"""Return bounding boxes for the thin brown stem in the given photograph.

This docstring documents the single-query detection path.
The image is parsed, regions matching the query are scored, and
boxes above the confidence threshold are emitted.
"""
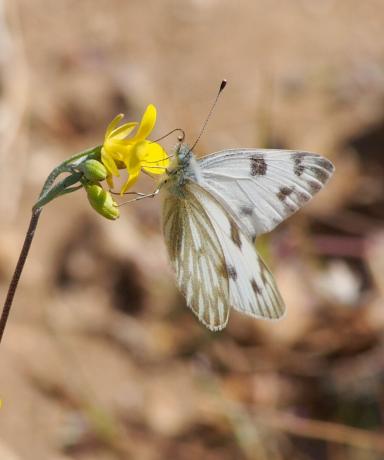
[0,207,42,343]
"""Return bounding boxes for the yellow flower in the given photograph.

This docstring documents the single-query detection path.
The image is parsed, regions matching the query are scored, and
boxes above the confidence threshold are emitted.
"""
[101,105,169,193]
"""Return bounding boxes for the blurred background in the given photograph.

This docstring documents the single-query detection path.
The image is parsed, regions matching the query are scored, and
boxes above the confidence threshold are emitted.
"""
[0,0,384,459]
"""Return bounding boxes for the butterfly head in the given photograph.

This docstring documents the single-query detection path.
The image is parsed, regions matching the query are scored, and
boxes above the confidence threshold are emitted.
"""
[174,143,201,181]
[160,142,202,196]
[175,143,193,166]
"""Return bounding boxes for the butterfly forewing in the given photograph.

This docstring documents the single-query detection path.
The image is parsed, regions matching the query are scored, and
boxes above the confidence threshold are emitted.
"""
[162,181,285,329]
[199,149,334,240]
[162,186,230,330]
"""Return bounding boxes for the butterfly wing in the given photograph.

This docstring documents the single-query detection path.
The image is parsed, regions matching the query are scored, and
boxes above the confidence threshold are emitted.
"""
[162,181,285,330]
[199,149,334,240]
[162,183,230,330]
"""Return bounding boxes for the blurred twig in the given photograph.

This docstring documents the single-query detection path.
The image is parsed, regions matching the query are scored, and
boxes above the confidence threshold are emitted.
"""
[260,411,384,453]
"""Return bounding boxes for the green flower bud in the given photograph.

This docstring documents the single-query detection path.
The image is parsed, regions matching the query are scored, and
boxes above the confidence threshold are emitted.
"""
[85,184,120,220]
[80,159,108,182]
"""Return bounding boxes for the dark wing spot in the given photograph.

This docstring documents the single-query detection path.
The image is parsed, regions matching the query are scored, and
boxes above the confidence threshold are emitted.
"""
[317,158,334,172]
[297,191,310,204]
[294,161,305,177]
[227,265,238,281]
[277,186,294,202]
[230,221,242,248]
[251,279,262,295]
[218,261,229,280]
[308,180,322,194]
[250,155,267,176]
[309,166,328,183]
[239,205,253,216]
[293,153,306,177]
[293,152,309,159]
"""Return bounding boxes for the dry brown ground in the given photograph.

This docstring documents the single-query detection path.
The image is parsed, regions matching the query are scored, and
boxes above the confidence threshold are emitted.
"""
[0,1,384,459]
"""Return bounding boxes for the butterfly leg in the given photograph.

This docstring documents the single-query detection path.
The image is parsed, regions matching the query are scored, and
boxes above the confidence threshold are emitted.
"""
[141,170,156,179]
[118,188,160,205]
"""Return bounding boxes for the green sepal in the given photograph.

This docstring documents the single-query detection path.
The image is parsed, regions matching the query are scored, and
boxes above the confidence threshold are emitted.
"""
[32,145,103,211]
[33,172,83,210]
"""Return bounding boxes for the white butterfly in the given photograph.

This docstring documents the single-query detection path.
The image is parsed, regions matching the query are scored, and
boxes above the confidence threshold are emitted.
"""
[160,144,334,331]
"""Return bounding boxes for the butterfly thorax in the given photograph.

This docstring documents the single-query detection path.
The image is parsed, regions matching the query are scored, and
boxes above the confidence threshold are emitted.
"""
[161,143,203,198]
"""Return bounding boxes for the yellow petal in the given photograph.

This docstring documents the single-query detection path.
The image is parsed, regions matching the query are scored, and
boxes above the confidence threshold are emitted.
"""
[115,143,136,168]
[134,104,156,141]
[141,142,169,175]
[110,122,138,140]
[120,162,141,194]
[105,114,125,139]
[104,139,129,161]
[101,147,120,177]
[106,175,115,189]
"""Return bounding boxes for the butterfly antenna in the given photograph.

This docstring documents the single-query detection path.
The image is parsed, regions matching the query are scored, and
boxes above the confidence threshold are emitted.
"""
[152,128,185,143]
[190,79,227,151]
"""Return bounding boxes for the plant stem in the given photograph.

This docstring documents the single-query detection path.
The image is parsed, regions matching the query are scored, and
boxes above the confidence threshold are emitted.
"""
[0,207,42,343]
[0,145,101,344]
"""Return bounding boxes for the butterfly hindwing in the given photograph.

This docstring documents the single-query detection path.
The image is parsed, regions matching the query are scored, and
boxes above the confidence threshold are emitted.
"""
[213,218,285,320]
[189,184,285,320]
[162,181,285,330]
[199,149,334,240]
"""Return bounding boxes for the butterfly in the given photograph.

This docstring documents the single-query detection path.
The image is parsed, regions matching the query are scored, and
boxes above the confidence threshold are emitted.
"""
[160,144,334,331]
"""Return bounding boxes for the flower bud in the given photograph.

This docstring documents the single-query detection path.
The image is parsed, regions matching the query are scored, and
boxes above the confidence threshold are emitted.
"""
[80,159,108,182]
[85,184,120,220]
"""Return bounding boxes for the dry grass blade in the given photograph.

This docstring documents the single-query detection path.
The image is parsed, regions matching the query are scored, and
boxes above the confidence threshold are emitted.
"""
[260,411,384,453]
